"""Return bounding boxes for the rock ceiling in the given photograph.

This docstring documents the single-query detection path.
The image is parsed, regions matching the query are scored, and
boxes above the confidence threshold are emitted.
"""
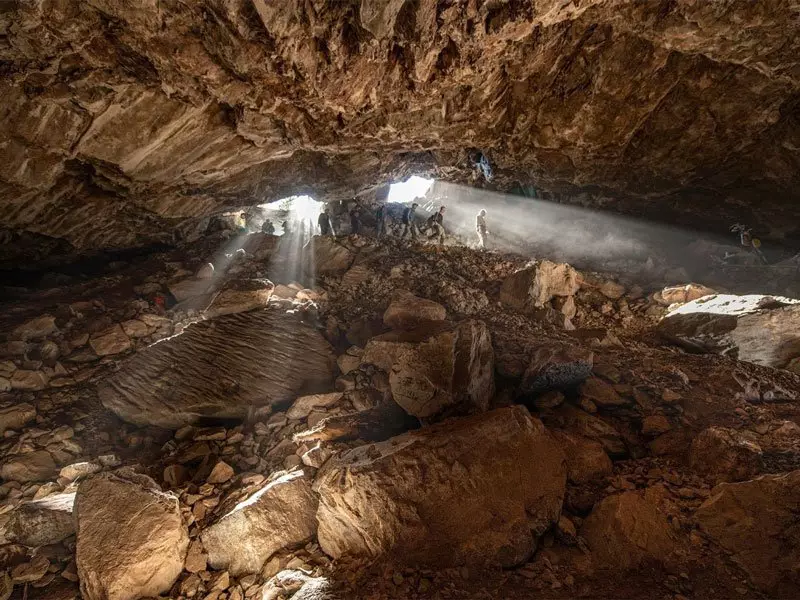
[1,0,799,257]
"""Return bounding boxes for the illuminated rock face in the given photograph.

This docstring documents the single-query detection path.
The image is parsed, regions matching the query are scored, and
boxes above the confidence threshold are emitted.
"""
[1,1,799,260]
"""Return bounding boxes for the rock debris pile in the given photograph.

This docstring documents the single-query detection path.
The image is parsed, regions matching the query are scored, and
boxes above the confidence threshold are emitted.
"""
[0,232,798,599]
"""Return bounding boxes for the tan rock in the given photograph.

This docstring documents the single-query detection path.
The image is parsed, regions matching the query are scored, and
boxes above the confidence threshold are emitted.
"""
[656,283,716,306]
[11,315,57,341]
[89,325,131,356]
[311,236,355,275]
[6,491,75,546]
[500,260,580,311]
[196,262,215,279]
[370,320,494,419]
[286,393,343,420]
[59,461,102,481]
[519,343,593,395]
[121,319,150,338]
[206,278,274,318]
[581,492,676,570]
[550,404,626,457]
[0,403,36,433]
[383,292,446,330]
[0,450,57,483]
[169,278,211,302]
[690,427,763,483]
[695,471,800,593]
[599,280,626,300]
[75,471,188,600]
[314,406,566,568]
[184,539,207,573]
[201,470,318,576]
[551,430,613,484]
[552,295,577,320]
[10,370,48,391]
[207,461,234,484]
[642,415,671,436]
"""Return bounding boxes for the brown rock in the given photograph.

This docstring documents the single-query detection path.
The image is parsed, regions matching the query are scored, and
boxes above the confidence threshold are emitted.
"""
[695,471,800,593]
[519,344,593,395]
[581,492,676,570]
[314,406,566,568]
[656,283,716,306]
[0,403,36,433]
[206,278,274,318]
[168,278,211,302]
[642,415,671,436]
[184,539,208,573]
[121,319,149,339]
[551,430,613,484]
[383,292,446,330]
[6,492,75,547]
[599,280,626,300]
[163,464,188,487]
[311,236,355,275]
[690,427,763,483]
[207,461,234,484]
[578,377,626,408]
[500,261,580,311]
[549,404,626,457]
[89,325,131,357]
[196,263,215,279]
[286,393,343,420]
[98,309,335,428]
[75,471,188,600]
[11,315,57,341]
[533,390,565,410]
[363,320,493,419]
[201,470,318,576]
[0,451,57,483]
[10,370,48,391]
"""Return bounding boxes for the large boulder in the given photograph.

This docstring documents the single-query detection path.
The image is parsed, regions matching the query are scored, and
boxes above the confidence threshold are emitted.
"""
[75,471,188,600]
[6,492,75,547]
[500,260,579,312]
[383,292,446,330]
[362,320,494,419]
[311,236,355,275]
[690,427,764,483]
[1,450,57,483]
[695,471,800,593]
[581,492,677,570]
[98,309,335,428]
[205,278,274,318]
[201,470,318,576]
[314,406,566,568]
[658,294,800,369]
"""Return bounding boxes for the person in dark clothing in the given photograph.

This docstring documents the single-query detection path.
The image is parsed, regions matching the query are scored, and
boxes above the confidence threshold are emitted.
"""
[318,210,334,235]
[282,220,290,236]
[350,208,361,235]
[261,219,275,235]
[401,202,419,239]
[376,204,387,238]
[426,205,446,245]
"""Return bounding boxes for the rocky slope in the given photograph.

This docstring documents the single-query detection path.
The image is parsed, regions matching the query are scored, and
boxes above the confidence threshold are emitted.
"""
[0,228,798,599]
[2,1,800,260]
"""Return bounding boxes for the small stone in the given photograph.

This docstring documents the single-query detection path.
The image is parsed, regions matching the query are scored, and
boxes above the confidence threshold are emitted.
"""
[0,403,36,433]
[59,461,102,481]
[392,572,404,586]
[164,464,189,487]
[207,461,235,484]
[0,451,57,483]
[642,416,671,436]
[12,315,57,341]
[197,263,215,279]
[184,539,208,573]
[10,370,48,391]
[533,390,564,410]
[578,397,597,414]
[89,325,131,356]
[11,555,49,583]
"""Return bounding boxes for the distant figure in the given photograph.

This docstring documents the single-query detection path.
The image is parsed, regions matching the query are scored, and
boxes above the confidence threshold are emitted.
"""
[426,206,446,245]
[261,219,275,235]
[401,202,419,239]
[730,223,766,264]
[476,209,488,249]
[350,207,361,235]
[282,220,290,236]
[318,209,334,236]
[375,204,387,238]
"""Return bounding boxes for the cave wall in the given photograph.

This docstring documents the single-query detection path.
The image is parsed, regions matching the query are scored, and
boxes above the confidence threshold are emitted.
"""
[1,0,799,259]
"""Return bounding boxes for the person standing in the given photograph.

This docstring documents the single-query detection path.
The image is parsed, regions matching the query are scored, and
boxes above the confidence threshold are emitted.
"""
[375,204,387,237]
[318,209,334,235]
[350,207,361,235]
[426,206,446,245]
[476,209,488,249]
[401,202,419,239]
[261,218,275,235]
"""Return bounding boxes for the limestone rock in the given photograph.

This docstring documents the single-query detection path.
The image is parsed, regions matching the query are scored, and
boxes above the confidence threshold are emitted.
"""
[364,320,494,419]
[207,461,234,484]
[500,261,579,311]
[551,430,613,484]
[312,237,355,275]
[201,471,318,576]
[75,471,188,600]
[582,492,676,570]
[695,471,800,593]
[6,492,76,547]
[89,325,131,357]
[383,292,446,330]
[169,278,211,302]
[690,427,764,483]
[11,315,57,341]
[59,462,102,481]
[0,403,36,433]
[658,295,800,369]
[205,278,274,318]
[196,263,215,279]
[656,283,717,306]
[1,451,57,483]
[314,406,566,568]
[98,309,335,428]
[598,280,626,300]
[287,393,344,421]
[519,344,593,395]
